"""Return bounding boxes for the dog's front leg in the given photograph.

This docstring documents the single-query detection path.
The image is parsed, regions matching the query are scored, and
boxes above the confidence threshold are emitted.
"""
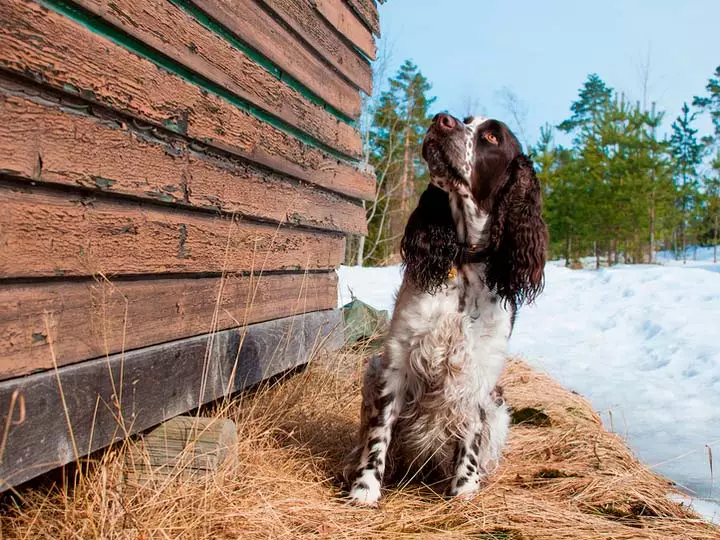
[348,346,405,506]
[449,399,509,498]
[448,423,487,498]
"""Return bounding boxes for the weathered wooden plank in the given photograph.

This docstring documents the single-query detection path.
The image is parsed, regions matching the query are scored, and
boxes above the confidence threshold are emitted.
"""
[71,0,361,157]
[0,0,376,201]
[261,0,375,82]
[0,182,345,279]
[0,89,367,235]
[312,0,376,60]
[124,416,239,484]
[0,309,342,491]
[0,272,337,379]
[192,0,371,96]
[344,0,380,37]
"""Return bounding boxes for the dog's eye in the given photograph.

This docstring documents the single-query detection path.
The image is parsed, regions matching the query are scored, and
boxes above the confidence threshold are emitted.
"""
[483,132,499,145]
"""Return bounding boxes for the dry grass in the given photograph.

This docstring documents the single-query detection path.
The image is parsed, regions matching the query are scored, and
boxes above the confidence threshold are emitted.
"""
[2,345,718,539]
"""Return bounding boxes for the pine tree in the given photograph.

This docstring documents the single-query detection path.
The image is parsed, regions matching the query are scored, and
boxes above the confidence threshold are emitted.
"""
[363,61,435,265]
[669,102,704,261]
[693,65,720,140]
[546,74,675,265]
[558,74,613,139]
[704,152,720,262]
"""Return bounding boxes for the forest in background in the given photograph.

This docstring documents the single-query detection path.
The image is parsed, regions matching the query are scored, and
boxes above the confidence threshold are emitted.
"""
[347,61,720,267]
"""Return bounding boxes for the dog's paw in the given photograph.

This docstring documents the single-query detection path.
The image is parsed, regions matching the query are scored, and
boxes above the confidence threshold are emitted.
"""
[348,475,381,507]
[448,478,480,499]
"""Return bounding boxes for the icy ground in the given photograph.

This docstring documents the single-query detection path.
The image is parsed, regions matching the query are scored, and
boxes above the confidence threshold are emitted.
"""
[337,246,720,522]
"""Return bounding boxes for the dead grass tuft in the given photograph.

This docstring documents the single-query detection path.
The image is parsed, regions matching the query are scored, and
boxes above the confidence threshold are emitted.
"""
[2,348,718,539]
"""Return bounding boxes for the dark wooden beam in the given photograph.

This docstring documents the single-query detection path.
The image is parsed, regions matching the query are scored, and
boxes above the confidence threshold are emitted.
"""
[0,309,342,491]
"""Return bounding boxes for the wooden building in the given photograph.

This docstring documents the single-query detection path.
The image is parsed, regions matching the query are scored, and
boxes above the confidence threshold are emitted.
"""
[0,0,380,490]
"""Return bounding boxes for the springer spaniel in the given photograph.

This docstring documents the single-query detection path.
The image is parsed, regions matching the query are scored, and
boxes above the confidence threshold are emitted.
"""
[346,113,548,505]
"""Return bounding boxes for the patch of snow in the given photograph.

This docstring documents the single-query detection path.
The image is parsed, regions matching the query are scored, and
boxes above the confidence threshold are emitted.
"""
[337,265,403,314]
[337,259,720,521]
[668,494,720,524]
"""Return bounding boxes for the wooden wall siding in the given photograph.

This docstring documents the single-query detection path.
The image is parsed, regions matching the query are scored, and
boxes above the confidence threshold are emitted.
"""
[0,273,337,380]
[312,0,376,60]
[0,310,342,491]
[0,181,345,279]
[71,0,362,157]
[0,87,366,235]
[0,0,376,202]
[192,0,371,98]
[261,0,375,77]
[344,0,381,37]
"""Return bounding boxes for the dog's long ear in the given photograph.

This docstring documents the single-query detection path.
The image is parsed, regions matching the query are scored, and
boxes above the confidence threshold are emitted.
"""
[486,155,548,307]
[400,184,458,294]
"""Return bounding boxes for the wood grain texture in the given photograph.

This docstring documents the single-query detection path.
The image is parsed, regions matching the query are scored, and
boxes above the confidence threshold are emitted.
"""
[0,90,367,235]
[124,416,239,483]
[0,182,345,279]
[343,0,380,36]
[0,272,337,379]
[192,0,371,96]
[0,0,376,201]
[0,309,342,491]
[312,0,376,60]
[72,0,361,157]
[261,0,375,80]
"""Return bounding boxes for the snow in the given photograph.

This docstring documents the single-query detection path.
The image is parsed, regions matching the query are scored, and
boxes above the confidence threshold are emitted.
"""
[337,252,720,521]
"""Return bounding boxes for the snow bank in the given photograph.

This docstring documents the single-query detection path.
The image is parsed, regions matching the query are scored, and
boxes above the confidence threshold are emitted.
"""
[337,259,720,519]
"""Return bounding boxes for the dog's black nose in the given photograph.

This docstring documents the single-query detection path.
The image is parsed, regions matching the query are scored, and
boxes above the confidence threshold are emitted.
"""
[434,113,456,132]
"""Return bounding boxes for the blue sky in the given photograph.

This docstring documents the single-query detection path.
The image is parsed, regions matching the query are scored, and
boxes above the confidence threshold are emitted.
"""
[377,0,720,148]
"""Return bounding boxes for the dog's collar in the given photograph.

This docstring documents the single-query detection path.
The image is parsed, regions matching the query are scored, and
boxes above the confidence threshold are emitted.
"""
[456,243,489,265]
[448,244,489,280]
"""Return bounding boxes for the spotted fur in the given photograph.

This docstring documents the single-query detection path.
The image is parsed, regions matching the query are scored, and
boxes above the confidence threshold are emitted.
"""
[346,113,547,506]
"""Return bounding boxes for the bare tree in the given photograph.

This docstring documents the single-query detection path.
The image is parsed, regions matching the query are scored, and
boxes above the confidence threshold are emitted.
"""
[495,86,530,149]
[354,39,394,266]
[460,95,485,119]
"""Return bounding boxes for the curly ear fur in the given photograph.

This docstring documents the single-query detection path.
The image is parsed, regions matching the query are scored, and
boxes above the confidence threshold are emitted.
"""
[486,155,548,307]
[401,185,458,294]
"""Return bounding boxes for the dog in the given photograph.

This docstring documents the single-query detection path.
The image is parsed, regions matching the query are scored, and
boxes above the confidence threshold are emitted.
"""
[345,113,548,505]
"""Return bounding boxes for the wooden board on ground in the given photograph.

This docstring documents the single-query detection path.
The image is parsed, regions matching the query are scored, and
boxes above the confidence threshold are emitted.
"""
[70,0,361,157]
[0,181,345,279]
[0,272,337,379]
[0,88,367,234]
[124,416,238,484]
[0,309,342,491]
[0,0,375,201]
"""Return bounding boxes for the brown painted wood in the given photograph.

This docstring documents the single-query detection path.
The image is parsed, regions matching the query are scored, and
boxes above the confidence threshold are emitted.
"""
[72,0,361,158]
[192,0,370,97]
[312,0,376,60]
[261,0,375,85]
[0,89,367,235]
[0,272,337,379]
[344,0,380,37]
[0,0,376,201]
[0,309,342,491]
[0,182,345,279]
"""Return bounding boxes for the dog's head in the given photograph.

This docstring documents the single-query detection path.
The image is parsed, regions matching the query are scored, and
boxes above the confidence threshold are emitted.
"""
[403,113,548,306]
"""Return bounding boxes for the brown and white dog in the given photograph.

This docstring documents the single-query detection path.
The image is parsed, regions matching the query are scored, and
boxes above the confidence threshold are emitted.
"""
[346,113,548,505]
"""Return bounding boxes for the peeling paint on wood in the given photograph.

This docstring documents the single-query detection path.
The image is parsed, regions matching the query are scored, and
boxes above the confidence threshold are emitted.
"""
[0,0,375,201]
[0,89,368,232]
[73,0,363,153]
[0,182,346,278]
